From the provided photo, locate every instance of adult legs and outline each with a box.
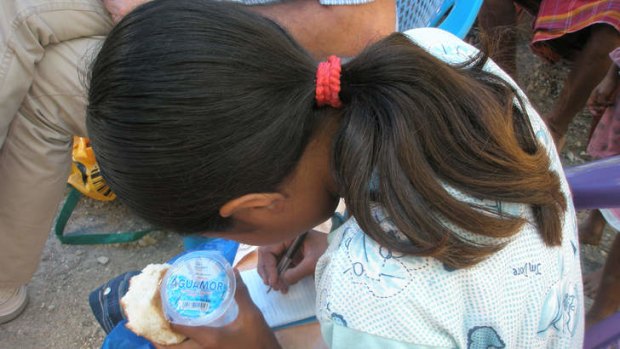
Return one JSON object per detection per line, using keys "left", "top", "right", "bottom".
{"left": 586, "top": 233, "right": 620, "bottom": 328}
{"left": 0, "top": 0, "right": 111, "bottom": 291}
{"left": 477, "top": 0, "right": 518, "bottom": 76}
{"left": 0, "top": 37, "right": 107, "bottom": 289}
{"left": 545, "top": 25, "right": 620, "bottom": 151}
{"left": 579, "top": 209, "right": 607, "bottom": 246}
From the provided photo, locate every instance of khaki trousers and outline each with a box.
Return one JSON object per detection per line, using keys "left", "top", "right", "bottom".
{"left": 0, "top": 0, "right": 112, "bottom": 287}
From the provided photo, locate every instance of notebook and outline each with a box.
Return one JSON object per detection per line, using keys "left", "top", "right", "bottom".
{"left": 240, "top": 268, "right": 318, "bottom": 331}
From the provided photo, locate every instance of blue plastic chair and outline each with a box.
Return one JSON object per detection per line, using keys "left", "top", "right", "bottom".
{"left": 398, "top": 0, "right": 484, "bottom": 38}
{"left": 432, "top": 0, "right": 484, "bottom": 39}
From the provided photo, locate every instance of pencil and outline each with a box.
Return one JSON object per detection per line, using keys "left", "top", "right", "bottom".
{"left": 266, "top": 232, "right": 308, "bottom": 294}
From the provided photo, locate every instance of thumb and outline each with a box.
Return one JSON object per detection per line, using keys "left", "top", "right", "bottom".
{"left": 232, "top": 269, "right": 256, "bottom": 310}
{"left": 167, "top": 323, "right": 220, "bottom": 348}
{"left": 281, "top": 257, "right": 314, "bottom": 286}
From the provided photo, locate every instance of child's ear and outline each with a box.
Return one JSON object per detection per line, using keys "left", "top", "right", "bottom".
{"left": 219, "top": 193, "right": 286, "bottom": 218}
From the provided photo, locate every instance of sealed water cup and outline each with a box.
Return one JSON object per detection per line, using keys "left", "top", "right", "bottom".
{"left": 160, "top": 251, "right": 238, "bottom": 327}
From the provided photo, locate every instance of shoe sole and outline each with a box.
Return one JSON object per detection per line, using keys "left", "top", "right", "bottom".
{"left": 0, "top": 287, "right": 28, "bottom": 325}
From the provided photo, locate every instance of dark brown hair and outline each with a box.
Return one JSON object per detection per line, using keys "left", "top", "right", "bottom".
{"left": 87, "top": 0, "right": 566, "bottom": 269}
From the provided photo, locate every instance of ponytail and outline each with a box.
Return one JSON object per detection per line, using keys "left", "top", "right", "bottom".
{"left": 87, "top": 0, "right": 565, "bottom": 269}
{"left": 333, "top": 33, "right": 566, "bottom": 268}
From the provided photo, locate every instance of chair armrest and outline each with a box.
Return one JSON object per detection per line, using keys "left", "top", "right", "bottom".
{"left": 436, "top": 0, "right": 483, "bottom": 38}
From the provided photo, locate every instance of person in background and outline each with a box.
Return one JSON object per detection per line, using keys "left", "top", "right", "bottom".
{"left": 579, "top": 47, "right": 620, "bottom": 328}
{"left": 87, "top": 1, "right": 583, "bottom": 347}
{"left": 478, "top": 0, "right": 620, "bottom": 151}
{"left": 102, "top": 0, "right": 396, "bottom": 59}
{"left": 0, "top": 0, "right": 395, "bottom": 324}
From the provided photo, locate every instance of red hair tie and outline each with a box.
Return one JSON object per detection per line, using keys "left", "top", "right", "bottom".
{"left": 315, "top": 55, "right": 343, "bottom": 108}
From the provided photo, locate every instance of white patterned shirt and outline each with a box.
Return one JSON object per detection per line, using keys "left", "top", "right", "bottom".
{"left": 314, "top": 28, "right": 584, "bottom": 349}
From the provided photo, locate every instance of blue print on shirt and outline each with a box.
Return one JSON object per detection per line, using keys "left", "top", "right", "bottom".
{"left": 536, "top": 128, "right": 551, "bottom": 149}
{"left": 467, "top": 326, "right": 505, "bottom": 349}
{"left": 538, "top": 281, "right": 580, "bottom": 337}
{"left": 331, "top": 313, "right": 348, "bottom": 327}
{"left": 431, "top": 44, "right": 477, "bottom": 64}
{"left": 443, "top": 263, "right": 457, "bottom": 272}
{"left": 340, "top": 213, "right": 430, "bottom": 298}
{"left": 538, "top": 254, "right": 580, "bottom": 337}
{"left": 342, "top": 229, "right": 414, "bottom": 298}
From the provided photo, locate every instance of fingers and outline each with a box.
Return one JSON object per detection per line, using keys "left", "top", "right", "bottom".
{"left": 164, "top": 271, "right": 255, "bottom": 347}
{"left": 589, "top": 107, "right": 606, "bottom": 118}
{"left": 159, "top": 270, "right": 277, "bottom": 349}
{"left": 257, "top": 244, "right": 286, "bottom": 286}
{"left": 256, "top": 259, "right": 287, "bottom": 293}
{"left": 232, "top": 269, "right": 257, "bottom": 311}
{"left": 281, "top": 255, "right": 315, "bottom": 286}
{"left": 257, "top": 232, "right": 327, "bottom": 293}
{"left": 587, "top": 93, "right": 597, "bottom": 110}
{"left": 589, "top": 86, "right": 615, "bottom": 108}
{"left": 588, "top": 93, "right": 612, "bottom": 118}
{"left": 259, "top": 252, "right": 278, "bottom": 286}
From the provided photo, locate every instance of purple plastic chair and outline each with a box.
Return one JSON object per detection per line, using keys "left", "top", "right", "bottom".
{"left": 583, "top": 311, "right": 620, "bottom": 349}
{"left": 565, "top": 157, "right": 620, "bottom": 347}
{"left": 565, "top": 155, "right": 620, "bottom": 210}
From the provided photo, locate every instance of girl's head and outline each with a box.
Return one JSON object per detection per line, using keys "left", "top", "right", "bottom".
{"left": 88, "top": 0, "right": 566, "bottom": 267}
{"left": 88, "top": 0, "right": 339, "bottom": 245}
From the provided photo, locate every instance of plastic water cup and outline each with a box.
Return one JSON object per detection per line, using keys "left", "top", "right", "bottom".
{"left": 160, "top": 251, "right": 238, "bottom": 327}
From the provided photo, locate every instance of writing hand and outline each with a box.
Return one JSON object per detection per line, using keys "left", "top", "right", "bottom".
{"left": 257, "top": 230, "right": 328, "bottom": 293}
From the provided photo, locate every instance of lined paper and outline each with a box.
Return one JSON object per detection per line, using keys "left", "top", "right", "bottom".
{"left": 240, "top": 268, "right": 317, "bottom": 329}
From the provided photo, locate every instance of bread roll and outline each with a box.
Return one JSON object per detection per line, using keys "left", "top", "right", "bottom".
{"left": 121, "top": 263, "right": 187, "bottom": 345}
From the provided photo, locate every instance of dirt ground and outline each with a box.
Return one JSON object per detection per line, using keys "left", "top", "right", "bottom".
{"left": 0, "top": 19, "right": 616, "bottom": 349}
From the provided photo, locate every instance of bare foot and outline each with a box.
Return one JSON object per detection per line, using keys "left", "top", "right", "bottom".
{"left": 579, "top": 210, "right": 606, "bottom": 245}
{"left": 584, "top": 268, "right": 604, "bottom": 299}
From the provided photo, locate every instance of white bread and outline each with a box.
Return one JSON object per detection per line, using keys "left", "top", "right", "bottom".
{"left": 121, "top": 263, "right": 187, "bottom": 345}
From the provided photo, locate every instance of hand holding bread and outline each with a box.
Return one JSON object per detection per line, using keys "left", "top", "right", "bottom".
{"left": 121, "top": 264, "right": 187, "bottom": 345}
{"left": 121, "top": 265, "right": 281, "bottom": 348}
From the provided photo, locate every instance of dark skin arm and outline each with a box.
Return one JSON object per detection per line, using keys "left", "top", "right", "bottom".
{"left": 587, "top": 60, "right": 619, "bottom": 118}
{"left": 103, "top": 0, "right": 396, "bottom": 59}
{"left": 250, "top": 0, "right": 395, "bottom": 59}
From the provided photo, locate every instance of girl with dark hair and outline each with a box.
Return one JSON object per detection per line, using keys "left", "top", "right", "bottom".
{"left": 87, "top": 0, "right": 584, "bottom": 347}
{"left": 0, "top": 0, "right": 395, "bottom": 326}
